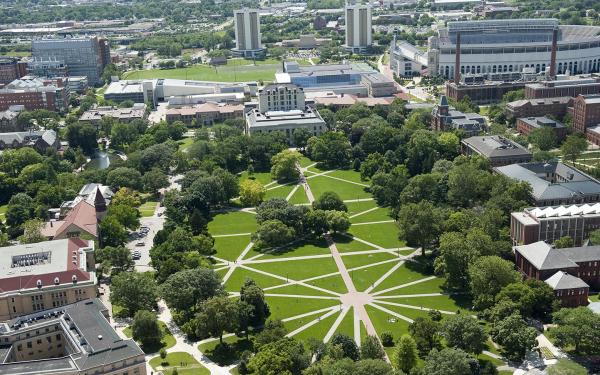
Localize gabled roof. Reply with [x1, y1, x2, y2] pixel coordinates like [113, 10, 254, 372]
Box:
[42, 200, 98, 239]
[545, 271, 589, 290]
[514, 241, 579, 270]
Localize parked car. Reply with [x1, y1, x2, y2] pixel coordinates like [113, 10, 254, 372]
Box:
[135, 242, 145, 247]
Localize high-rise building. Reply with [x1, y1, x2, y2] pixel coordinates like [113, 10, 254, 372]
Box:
[32, 36, 109, 86]
[232, 8, 265, 58]
[345, 2, 372, 53]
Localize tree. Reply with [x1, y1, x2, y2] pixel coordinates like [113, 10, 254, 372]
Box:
[469, 256, 520, 310]
[313, 191, 347, 212]
[308, 132, 352, 168]
[6, 193, 35, 228]
[248, 337, 309, 375]
[240, 278, 270, 327]
[271, 150, 300, 182]
[370, 165, 409, 207]
[132, 310, 163, 348]
[422, 348, 473, 375]
[393, 334, 418, 373]
[528, 127, 557, 151]
[292, 128, 312, 149]
[18, 218, 46, 244]
[442, 314, 487, 354]
[330, 333, 360, 361]
[110, 272, 158, 317]
[106, 167, 142, 190]
[254, 319, 288, 349]
[142, 168, 169, 195]
[561, 134, 588, 164]
[406, 130, 439, 175]
[490, 314, 537, 362]
[435, 232, 479, 290]
[361, 335, 385, 360]
[99, 216, 128, 247]
[552, 307, 600, 355]
[161, 268, 224, 312]
[554, 236, 574, 249]
[326, 210, 351, 233]
[380, 332, 394, 347]
[66, 123, 97, 155]
[239, 179, 266, 207]
[195, 296, 238, 343]
[354, 359, 395, 375]
[397, 200, 444, 256]
[107, 203, 140, 230]
[254, 219, 295, 248]
[96, 245, 134, 275]
[409, 317, 442, 356]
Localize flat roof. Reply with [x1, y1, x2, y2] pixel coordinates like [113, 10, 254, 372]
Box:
[462, 135, 532, 158]
[246, 108, 325, 129]
[526, 203, 600, 218]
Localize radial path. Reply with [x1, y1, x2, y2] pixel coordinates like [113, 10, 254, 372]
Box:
[299, 163, 388, 360]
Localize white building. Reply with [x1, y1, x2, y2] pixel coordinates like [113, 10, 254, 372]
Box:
[345, 3, 372, 53]
[391, 19, 600, 78]
[232, 8, 265, 58]
[246, 83, 326, 144]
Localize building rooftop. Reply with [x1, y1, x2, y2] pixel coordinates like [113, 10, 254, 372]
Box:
[0, 299, 144, 374]
[514, 241, 579, 270]
[545, 271, 589, 290]
[41, 200, 99, 239]
[507, 97, 573, 109]
[526, 203, 600, 219]
[518, 116, 566, 129]
[104, 80, 144, 95]
[79, 105, 146, 122]
[0, 238, 93, 295]
[461, 135, 531, 158]
[0, 130, 56, 148]
[246, 107, 325, 129]
[495, 162, 600, 201]
[166, 102, 244, 116]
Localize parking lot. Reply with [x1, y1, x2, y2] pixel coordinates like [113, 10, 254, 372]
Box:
[126, 205, 166, 272]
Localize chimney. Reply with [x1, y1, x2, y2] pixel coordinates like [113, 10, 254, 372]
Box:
[454, 32, 461, 84]
[549, 27, 558, 79]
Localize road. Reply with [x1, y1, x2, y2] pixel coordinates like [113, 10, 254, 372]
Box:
[377, 53, 432, 102]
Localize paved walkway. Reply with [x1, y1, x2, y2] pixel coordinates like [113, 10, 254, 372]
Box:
[300, 166, 389, 361]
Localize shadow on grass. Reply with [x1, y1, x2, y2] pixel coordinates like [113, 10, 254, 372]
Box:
[257, 237, 328, 257]
[203, 337, 254, 366]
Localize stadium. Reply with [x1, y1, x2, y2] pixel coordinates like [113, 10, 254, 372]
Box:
[391, 19, 600, 78]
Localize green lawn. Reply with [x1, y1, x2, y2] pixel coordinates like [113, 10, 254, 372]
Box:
[177, 137, 194, 151]
[335, 308, 355, 337]
[139, 201, 157, 217]
[239, 171, 274, 186]
[0, 204, 6, 222]
[299, 155, 314, 168]
[208, 211, 257, 235]
[345, 200, 379, 216]
[365, 305, 412, 343]
[249, 256, 340, 281]
[266, 295, 339, 320]
[350, 262, 398, 292]
[306, 274, 349, 294]
[264, 183, 297, 200]
[350, 207, 392, 224]
[123, 321, 176, 352]
[198, 334, 254, 366]
[288, 185, 310, 204]
[247, 238, 330, 259]
[286, 309, 340, 342]
[349, 222, 404, 249]
[378, 294, 469, 313]
[224, 267, 285, 292]
[372, 303, 434, 322]
[123, 58, 281, 82]
[331, 233, 377, 252]
[214, 235, 252, 261]
[149, 352, 209, 375]
[307, 176, 371, 200]
[326, 169, 367, 184]
[370, 263, 436, 294]
[341, 252, 398, 269]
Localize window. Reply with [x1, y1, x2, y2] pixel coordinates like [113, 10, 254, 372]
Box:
[27, 342, 32, 349]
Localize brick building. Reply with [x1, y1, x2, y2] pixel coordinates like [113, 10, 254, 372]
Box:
[445, 81, 526, 105]
[514, 241, 597, 306]
[511, 204, 600, 246]
[515, 116, 568, 142]
[0, 77, 69, 113]
[505, 97, 572, 120]
[524, 75, 600, 99]
[0, 57, 27, 84]
[166, 102, 245, 126]
[0, 238, 97, 321]
[431, 95, 485, 136]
